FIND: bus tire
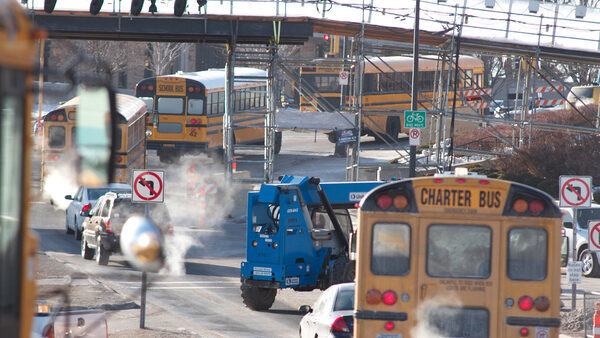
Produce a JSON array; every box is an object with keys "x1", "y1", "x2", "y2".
[
  {"x1": 240, "y1": 283, "x2": 276, "y2": 311},
  {"x1": 327, "y1": 132, "x2": 338, "y2": 144},
  {"x1": 580, "y1": 249, "x2": 600, "y2": 277},
  {"x1": 96, "y1": 238, "x2": 110, "y2": 266},
  {"x1": 385, "y1": 116, "x2": 400, "y2": 142},
  {"x1": 81, "y1": 237, "x2": 94, "y2": 260},
  {"x1": 274, "y1": 131, "x2": 282, "y2": 155}
]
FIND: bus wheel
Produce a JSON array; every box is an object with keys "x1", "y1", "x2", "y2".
[
  {"x1": 274, "y1": 131, "x2": 282, "y2": 155},
  {"x1": 240, "y1": 282, "x2": 276, "y2": 311},
  {"x1": 580, "y1": 249, "x2": 600, "y2": 277},
  {"x1": 384, "y1": 116, "x2": 400, "y2": 142},
  {"x1": 327, "y1": 132, "x2": 338, "y2": 144}
]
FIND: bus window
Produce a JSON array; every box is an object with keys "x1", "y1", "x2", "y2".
[
  {"x1": 157, "y1": 97, "x2": 183, "y2": 114},
  {"x1": 48, "y1": 126, "x2": 66, "y2": 148},
  {"x1": 218, "y1": 92, "x2": 225, "y2": 114},
  {"x1": 371, "y1": 223, "x2": 410, "y2": 275},
  {"x1": 70, "y1": 127, "x2": 77, "y2": 148},
  {"x1": 508, "y1": 227, "x2": 547, "y2": 281},
  {"x1": 427, "y1": 225, "x2": 491, "y2": 278},
  {"x1": 139, "y1": 97, "x2": 154, "y2": 111},
  {"x1": 114, "y1": 127, "x2": 122, "y2": 150},
  {"x1": 188, "y1": 99, "x2": 204, "y2": 115}
]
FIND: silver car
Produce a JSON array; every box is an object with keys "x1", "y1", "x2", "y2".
[
  {"x1": 64, "y1": 183, "x2": 131, "y2": 240},
  {"x1": 299, "y1": 282, "x2": 354, "y2": 338}
]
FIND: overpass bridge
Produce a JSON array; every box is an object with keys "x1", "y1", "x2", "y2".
[{"x1": 22, "y1": 0, "x2": 600, "y2": 181}]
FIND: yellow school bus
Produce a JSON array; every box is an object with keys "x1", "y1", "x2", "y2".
[
  {"x1": 298, "y1": 56, "x2": 485, "y2": 141},
  {"x1": 135, "y1": 67, "x2": 281, "y2": 163},
  {"x1": 0, "y1": 0, "x2": 39, "y2": 336},
  {"x1": 42, "y1": 93, "x2": 147, "y2": 183},
  {"x1": 354, "y1": 169, "x2": 561, "y2": 337}
]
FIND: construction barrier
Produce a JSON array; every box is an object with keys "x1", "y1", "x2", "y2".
[
  {"x1": 535, "y1": 99, "x2": 565, "y2": 107},
  {"x1": 534, "y1": 85, "x2": 564, "y2": 93},
  {"x1": 462, "y1": 88, "x2": 491, "y2": 97}
]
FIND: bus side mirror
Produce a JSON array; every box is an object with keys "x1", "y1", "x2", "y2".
[
  {"x1": 152, "y1": 110, "x2": 159, "y2": 128},
  {"x1": 76, "y1": 85, "x2": 115, "y2": 187},
  {"x1": 120, "y1": 216, "x2": 165, "y2": 272},
  {"x1": 563, "y1": 222, "x2": 573, "y2": 229}
]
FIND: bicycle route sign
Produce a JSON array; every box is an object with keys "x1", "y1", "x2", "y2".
[
  {"x1": 404, "y1": 110, "x2": 426, "y2": 128},
  {"x1": 559, "y1": 175, "x2": 592, "y2": 207},
  {"x1": 132, "y1": 169, "x2": 165, "y2": 203}
]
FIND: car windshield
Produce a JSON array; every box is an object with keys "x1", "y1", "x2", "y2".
[
  {"x1": 87, "y1": 188, "x2": 130, "y2": 200},
  {"x1": 112, "y1": 199, "x2": 171, "y2": 224},
  {"x1": 333, "y1": 289, "x2": 354, "y2": 311},
  {"x1": 576, "y1": 208, "x2": 600, "y2": 229}
]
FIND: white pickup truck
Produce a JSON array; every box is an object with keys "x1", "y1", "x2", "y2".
[{"x1": 561, "y1": 205, "x2": 600, "y2": 277}]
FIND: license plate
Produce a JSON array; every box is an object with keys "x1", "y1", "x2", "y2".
[
  {"x1": 376, "y1": 334, "x2": 402, "y2": 338},
  {"x1": 285, "y1": 277, "x2": 299, "y2": 285},
  {"x1": 253, "y1": 267, "x2": 272, "y2": 276}
]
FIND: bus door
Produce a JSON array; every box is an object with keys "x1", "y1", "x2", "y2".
[
  {"x1": 154, "y1": 77, "x2": 187, "y2": 143},
  {"x1": 416, "y1": 217, "x2": 498, "y2": 338}
]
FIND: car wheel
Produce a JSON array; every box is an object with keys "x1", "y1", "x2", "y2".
[
  {"x1": 73, "y1": 217, "x2": 81, "y2": 240},
  {"x1": 65, "y1": 213, "x2": 74, "y2": 234},
  {"x1": 240, "y1": 281, "x2": 276, "y2": 311},
  {"x1": 81, "y1": 237, "x2": 94, "y2": 260},
  {"x1": 580, "y1": 249, "x2": 600, "y2": 277},
  {"x1": 96, "y1": 237, "x2": 110, "y2": 266}
]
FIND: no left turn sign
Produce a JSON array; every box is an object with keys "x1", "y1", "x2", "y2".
[
  {"x1": 132, "y1": 169, "x2": 165, "y2": 203},
  {"x1": 589, "y1": 221, "x2": 600, "y2": 252},
  {"x1": 559, "y1": 175, "x2": 592, "y2": 207}
]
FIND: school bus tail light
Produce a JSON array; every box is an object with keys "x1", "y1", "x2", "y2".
[
  {"x1": 382, "y1": 290, "x2": 397, "y2": 305},
  {"x1": 393, "y1": 195, "x2": 408, "y2": 209},
  {"x1": 519, "y1": 327, "x2": 529, "y2": 336},
  {"x1": 366, "y1": 289, "x2": 381, "y2": 305},
  {"x1": 518, "y1": 295, "x2": 534, "y2": 311},
  {"x1": 529, "y1": 199, "x2": 544, "y2": 214},
  {"x1": 534, "y1": 296, "x2": 550, "y2": 312},
  {"x1": 384, "y1": 321, "x2": 395, "y2": 331},
  {"x1": 376, "y1": 194, "x2": 392, "y2": 209}
]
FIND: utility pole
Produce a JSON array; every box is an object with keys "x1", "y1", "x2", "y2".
[{"x1": 409, "y1": 0, "x2": 420, "y2": 177}]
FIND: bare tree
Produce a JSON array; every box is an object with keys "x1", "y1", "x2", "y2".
[{"x1": 146, "y1": 42, "x2": 186, "y2": 76}]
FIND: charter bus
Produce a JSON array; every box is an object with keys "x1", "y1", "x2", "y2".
[
  {"x1": 135, "y1": 67, "x2": 281, "y2": 163},
  {"x1": 297, "y1": 55, "x2": 485, "y2": 141},
  {"x1": 0, "y1": 0, "x2": 39, "y2": 336},
  {"x1": 42, "y1": 93, "x2": 147, "y2": 183},
  {"x1": 354, "y1": 169, "x2": 562, "y2": 338}
]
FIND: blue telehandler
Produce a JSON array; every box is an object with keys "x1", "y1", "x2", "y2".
[{"x1": 240, "y1": 175, "x2": 384, "y2": 310}]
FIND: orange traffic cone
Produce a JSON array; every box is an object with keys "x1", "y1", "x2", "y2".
[
  {"x1": 594, "y1": 303, "x2": 600, "y2": 338},
  {"x1": 232, "y1": 156, "x2": 237, "y2": 173}
]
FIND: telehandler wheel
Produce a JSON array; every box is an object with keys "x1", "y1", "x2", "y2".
[
  {"x1": 240, "y1": 283, "x2": 277, "y2": 311},
  {"x1": 331, "y1": 256, "x2": 354, "y2": 284}
]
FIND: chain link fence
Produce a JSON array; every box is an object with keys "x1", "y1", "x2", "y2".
[{"x1": 583, "y1": 291, "x2": 600, "y2": 337}]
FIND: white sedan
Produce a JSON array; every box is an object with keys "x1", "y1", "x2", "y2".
[{"x1": 299, "y1": 282, "x2": 354, "y2": 338}]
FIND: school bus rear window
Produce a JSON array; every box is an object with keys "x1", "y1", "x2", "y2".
[
  {"x1": 507, "y1": 227, "x2": 547, "y2": 281},
  {"x1": 48, "y1": 126, "x2": 65, "y2": 148},
  {"x1": 427, "y1": 224, "x2": 491, "y2": 278},
  {"x1": 371, "y1": 223, "x2": 410, "y2": 276},
  {"x1": 157, "y1": 97, "x2": 183, "y2": 114}
]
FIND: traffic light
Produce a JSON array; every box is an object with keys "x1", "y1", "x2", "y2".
[
  {"x1": 131, "y1": 0, "x2": 144, "y2": 15},
  {"x1": 174, "y1": 0, "x2": 186, "y2": 17},
  {"x1": 323, "y1": 34, "x2": 330, "y2": 41},
  {"x1": 90, "y1": 0, "x2": 104, "y2": 15},
  {"x1": 44, "y1": 0, "x2": 57, "y2": 13}
]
